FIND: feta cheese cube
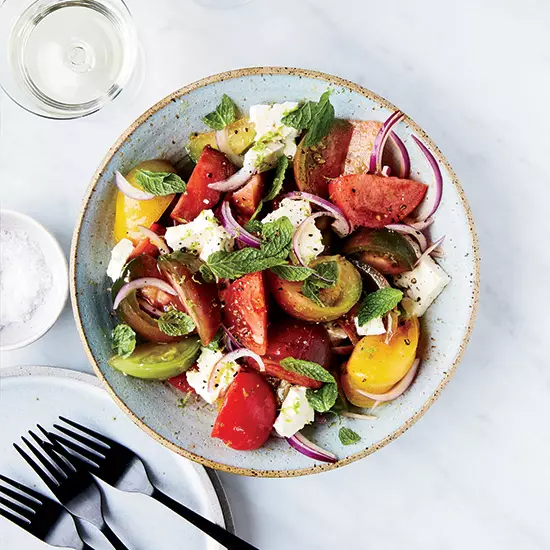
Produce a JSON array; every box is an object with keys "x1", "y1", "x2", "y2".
[
  {"x1": 249, "y1": 102, "x2": 299, "y2": 141},
  {"x1": 355, "y1": 316, "x2": 386, "y2": 336},
  {"x1": 165, "y1": 209, "x2": 234, "y2": 262},
  {"x1": 273, "y1": 386, "x2": 315, "y2": 438},
  {"x1": 186, "y1": 348, "x2": 239, "y2": 404},
  {"x1": 393, "y1": 256, "x2": 450, "y2": 317},
  {"x1": 325, "y1": 322, "x2": 349, "y2": 343},
  {"x1": 107, "y1": 238, "x2": 134, "y2": 281},
  {"x1": 243, "y1": 141, "x2": 284, "y2": 172}
]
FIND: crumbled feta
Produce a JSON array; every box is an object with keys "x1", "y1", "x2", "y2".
[
  {"x1": 243, "y1": 141, "x2": 284, "y2": 172},
  {"x1": 249, "y1": 102, "x2": 299, "y2": 141},
  {"x1": 165, "y1": 209, "x2": 234, "y2": 262},
  {"x1": 273, "y1": 386, "x2": 315, "y2": 438},
  {"x1": 325, "y1": 322, "x2": 348, "y2": 343},
  {"x1": 186, "y1": 348, "x2": 239, "y2": 404},
  {"x1": 107, "y1": 238, "x2": 134, "y2": 281},
  {"x1": 355, "y1": 316, "x2": 386, "y2": 336},
  {"x1": 262, "y1": 198, "x2": 324, "y2": 263},
  {"x1": 393, "y1": 256, "x2": 450, "y2": 317}
]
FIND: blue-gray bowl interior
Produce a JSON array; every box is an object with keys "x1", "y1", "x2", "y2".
[{"x1": 73, "y1": 71, "x2": 478, "y2": 474}]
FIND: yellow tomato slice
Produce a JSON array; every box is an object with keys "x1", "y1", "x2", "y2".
[
  {"x1": 342, "y1": 316, "x2": 419, "y2": 407},
  {"x1": 114, "y1": 159, "x2": 176, "y2": 243}
]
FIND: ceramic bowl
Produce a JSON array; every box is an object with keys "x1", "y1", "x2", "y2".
[
  {"x1": 71, "y1": 67, "x2": 479, "y2": 477},
  {"x1": 1, "y1": 209, "x2": 68, "y2": 351}
]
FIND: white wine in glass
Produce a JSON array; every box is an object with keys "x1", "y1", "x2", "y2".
[{"x1": 0, "y1": 0, "x2": 139, "y2": 119}]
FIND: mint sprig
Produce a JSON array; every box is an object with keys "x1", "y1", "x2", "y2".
[
  {"x1": 135, "y1": 170, "x2": 186, "y2": 196},
  {"x1": 249, "y1": 155, "x2": 289, "y2": 223},
  {"x1": 269, "y1": 264, "x2": 314, "y2": 282},
  {"x1": 112, "y1": 324, "x2": 136, "y2": 358},
  {"x1": 357, "y1": 288, "x2": 403, "y2": 327},
  {"x1": 279, "y1": 357, "x2": 338, "y2": 413},
  {"x1": 158, "y1": 310, "x2": 196, "y2": 336},
  {"x1": 203, "y1": 94, "x2": 238, "y2": 131},
  {"x1": 281, "y1": 91, "x2": 335, "y2": 147},
  {"x1": 301, "y1": 261, "x2": 339, "y2": 306},
  {"x1": 339, "y1": 427, "x2": 361, "y2": 446},
  {"x1": 206, "y1": 217, "x2": 293, "y2": 279}
]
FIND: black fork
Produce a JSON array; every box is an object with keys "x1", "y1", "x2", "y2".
[
  {"x1": 14, "y1": 425, "x2": 129, "y2": 550},
  {"x1": 48, "y1": 416, "x2": 259, "y2": 550},
  {"x1": 0, "y1": 473, "x2": 92, "y2": 549}
]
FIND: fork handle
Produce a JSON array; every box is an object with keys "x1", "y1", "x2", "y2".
[
  {"x1": 100, "y1": 522, "x2": 130, "y2": 550},
  {"x1": 151, "y1": 487, "x2": 258, "y2": 550}
]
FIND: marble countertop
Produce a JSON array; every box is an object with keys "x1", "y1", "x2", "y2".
[{"x1": 1, "y1": 0, "x2": 549, "y2": 548}]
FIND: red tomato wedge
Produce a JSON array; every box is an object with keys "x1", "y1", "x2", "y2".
[
  {"x1": 229, "y1": 173, "x2": 265, "y2": 223},
  {"x1": 167, "y1": 372, "x2": 195, "y2": 394},
  {"x1": 212, "y1": 370, "x2": 276, "y2": 450},
  {"x1": 293, "y1": 119, "x2": 353, "y2": 198},
  {"x1": 329, "y1": 173, "x2": 428, "y2": 228},
  {"x1": 171, "y1": 146, "x2": 235, "y2": 222},
  {"x1": 252, "y1": 319, "x2": 332, "y2": 389},
  {"x1": 158, "y1": 253, "x2": 221, "y2": 345},
  {"x1": 128, "y1": 223, "x2": 166, "y2": 260},
  {"x1": 219, "y1": 272, "x2": 268, "y2": 355}
]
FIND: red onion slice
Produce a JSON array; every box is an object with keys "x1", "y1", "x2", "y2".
[
  {"x1": 369, "y1": 111, "x2": 405, "y2": 174},
  {"x1": 113, "y1": 278, "x2": 177, "y2": 310},
  {"x1": 284, "y1": 191, "x2": 351, "y2": 237},
  {"x1": 207, "y1": 348, "x2": 265, "y2": 393},
  {"x1": 385, "y1": 223, "x2": 428, "y2": 252},
  {"x1": 222, "y1": 325, "x2": 242, "y2": 351},
  {"x1": 287, "y1": 432, "x2": 337, "y2": 463},
  {"x1": 208, "y1": 166, "x2": 256, "y2": 192},
  {"x1": 414, "y1": 235, "x2": 445, "y2": 267},
  {"x1": 387, "y1": 132, "x2": 411, "y2": 179},
  {"x1": 215, "y1": 129, "x2": 244, "y2": 168},
  {"x1": 137, "y1": 225, "x2": 170, "y2": 255},
  {"x1": 137, "y1": 297, "x2": 164, "y2": 318},
  {"x1": 356, "y1": 358, "x2": 420, "y2": 402},
  {"x1": 220, "y1": 201, "x2": 261, "y2": 248},
  {"x1": 411, "y1": 136, "x2": 443, "y2": 222},
  {"x1": 408, "y1": 217, "x2": 435, "y2": 231},
  {"x1": 115, "y1": 171, "x2": 155, "y2": 201}
]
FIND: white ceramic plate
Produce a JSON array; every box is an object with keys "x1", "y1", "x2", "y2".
[{"x1": 0, "y1": 366, "x2": 234, "y2": 550}]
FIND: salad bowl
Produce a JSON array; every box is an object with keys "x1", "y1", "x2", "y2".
[{"x1": 71, "y1": 67, "x2": 479, "y2": 477}]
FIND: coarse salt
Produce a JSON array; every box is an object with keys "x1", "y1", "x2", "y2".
[{"x1": 0, "y1": 229, "x2": 52, "y2": 327}]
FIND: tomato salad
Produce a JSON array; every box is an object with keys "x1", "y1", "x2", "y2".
[{"x1": 107, "y1": 93, "x2": 450, "y2": 462}]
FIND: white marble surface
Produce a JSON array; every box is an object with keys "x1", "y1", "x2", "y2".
[{"x1": 1, "y1": 0, "x2": 549, "y2": 548}]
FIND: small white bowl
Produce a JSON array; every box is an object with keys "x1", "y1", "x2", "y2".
[{"x1": 0, "y1": 210, "x2": 68, "y2": 351}]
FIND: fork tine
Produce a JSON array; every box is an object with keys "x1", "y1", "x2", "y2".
[
  {"x1": 0, "y1": 506, "x2": 31, "y2": 530},
  {"x1": 0, "y1": 484, "x2": 40, "y2": 511},
  {"x1": 49, "y1": 433, "x2": 102, "y2": 466},
  {"x1": 59, "y1": 417, "x2": 112, "y2": 447},
  {"x1": 26, "y1": 432, "x2": 69, "y2": 481},
  {"x1": 53, "y1": 424, "x2": 108, "y2": 456},
  {"x1": 15, "y1": 440, "x2": 59, "y2": 490},
  {"x1": 0, "y1": 496, "x2": 34, "y2": 521},
  {"x1": 0, "y1": 474, "x2": 43, "y2": 504},
  {"x1": 30, "y1": 428, "x2": 75, "y2": 475}
]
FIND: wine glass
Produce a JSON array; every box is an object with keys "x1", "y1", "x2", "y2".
[{"x1": 0, "y1": 0, "x2": 141, "y2": 119}]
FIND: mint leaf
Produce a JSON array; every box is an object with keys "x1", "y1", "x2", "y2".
[
  {"x1": 281, "y1": 91, "x2": 335, "y2": 147},
  {"x1": 281, "y1": 101, "x2": 318, "y2": 131},
  {"x1": 270, "y1": 264, "x2": 314, "y2": 282},
  {"x1": 203, "y1": 94, "x2": 237, "y2": 130},
  {"x1": 135, "y1": 170, "x2": 186, "y2": 196},
  {"x1": 264, "y1": 155, "x2": 289, "y2": 202},
  {"x1": 112, "y1": 324, "x2": 136, "y2": 358},
  {"x1": 244, "y1": 219, "x2": 262, "y2": 234},
  {"x1": 199, "y1": 264, "x2": 215, "y2": 284},
  {"x1": 279, "y1": 357, "x2": 336, "y2": 384},
  {"x1": 357, "y1": 288, "x2": 403, "y2": 327},
  {"x1": 158, "y1": 310, "x2": 196, "y2": 336},
  {"x1": 339, "y1": 426, "x2": 361, "y2": 446},
  {"x1": 304, "y1": 91, "x2": 335, "y2": 147},
  {"x1": 207, "y1": 217, "x2": 293, "y2": 279},
  {"x1": 301, "y1": 260, "x2": 339, "y2": 306},
  {"x1": 306, "y1": 383, "x2": 338, "y2": 413}
]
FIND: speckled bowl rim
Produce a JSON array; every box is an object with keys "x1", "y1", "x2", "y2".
[{"x1": 70, "y1": 66, "x2": 480, "y2": 478}]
